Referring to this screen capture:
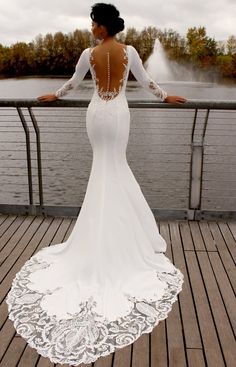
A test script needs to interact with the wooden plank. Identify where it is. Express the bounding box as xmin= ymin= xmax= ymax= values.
xmin=113 ymin=344 xmax=131 ymax=367
xmin=17 ymin=345 xmax=39 ymax=367
xmin=218 ymin=222 xmax=236 ymax=263
xmin=94 ymin=353 xmax=113 ymax=366
xmin=0 ymin=215 xmax=47 ymax=303
xmin=0 ymin=216 xmax=38 ymax=278
xmin=0 ymin=319 xmax=15 ymax=360
xmin=131 ymin=333 xmax=149 ymax=367
xmin=159 ymin=221 xmax=171 ymax=258
xmin=1 ymin=218 xmax=236 ymax=367
xmin=197 ymin=251 xmax=235 ymax=366
xmin=0 ymin=216 xmax=42 ymax=281
xmin=187 ymin=349 xmax=206 ymax=367
xmin=178 ymin=222 xmax=202 ymax=349
xmin=179 ymin=221 xmax=194 ymax=250
xmin=185 ymin=251 xmax=225 ymax=367
xmin=0 ymin=217 xmax=64 ymax=366
xmin=63 ymin=218 xmax=76 ymax=240
xmin=228 ymin=220 xmax=236 ymax=240
xmin=0 ymin=335 xmax=26 ymax=367
xmin=208 ymin=222 xmax=236 ymax=292
xmin=189 ymin=222 xmax=205 ymax=251
xmin=227 ymin=220 xmax=236 ymax=241
xmin=167 ymin=307 xmax=186 ymax=367
xmin=0 ymin=297 xmax=11 ymax=329
xmin=168 ymin=221 xmax=187 ymax=367
xmin=0 ymin=214 xmax=8 ymax=226
xmin=0 ymin=216 xmax=17 ymax=249
xmin=8 ymin=217 xmax=72 ymax=367
xmin=199 ymin=221 xmax=217 ymax=251
xmin=151 ymin=320 xmax=168 ymax=367
xmin=36 ymin=357 xmax=54 ymax=367
xmin=208 ymin=251 xmax=236 ymax=334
